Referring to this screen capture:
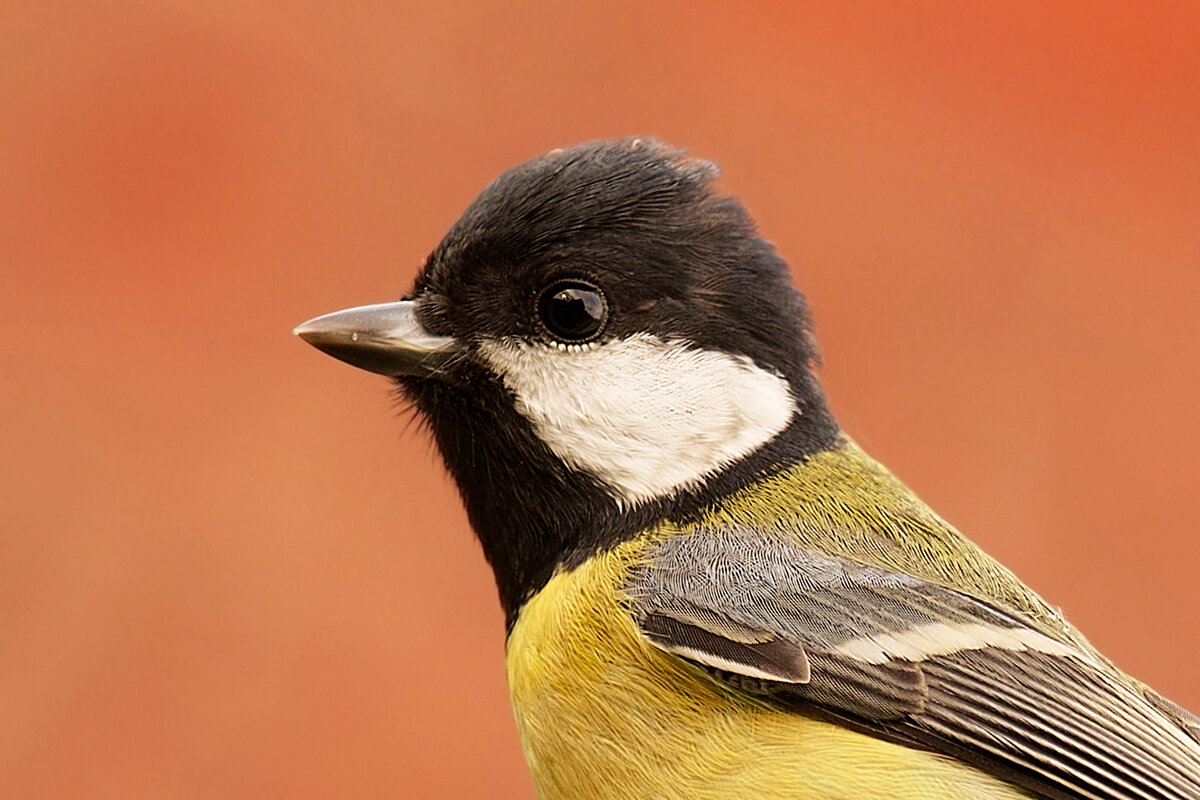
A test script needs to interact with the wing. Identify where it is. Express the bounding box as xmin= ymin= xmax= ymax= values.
xmin=625 ymin=525 xmax=1200 ymax=800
